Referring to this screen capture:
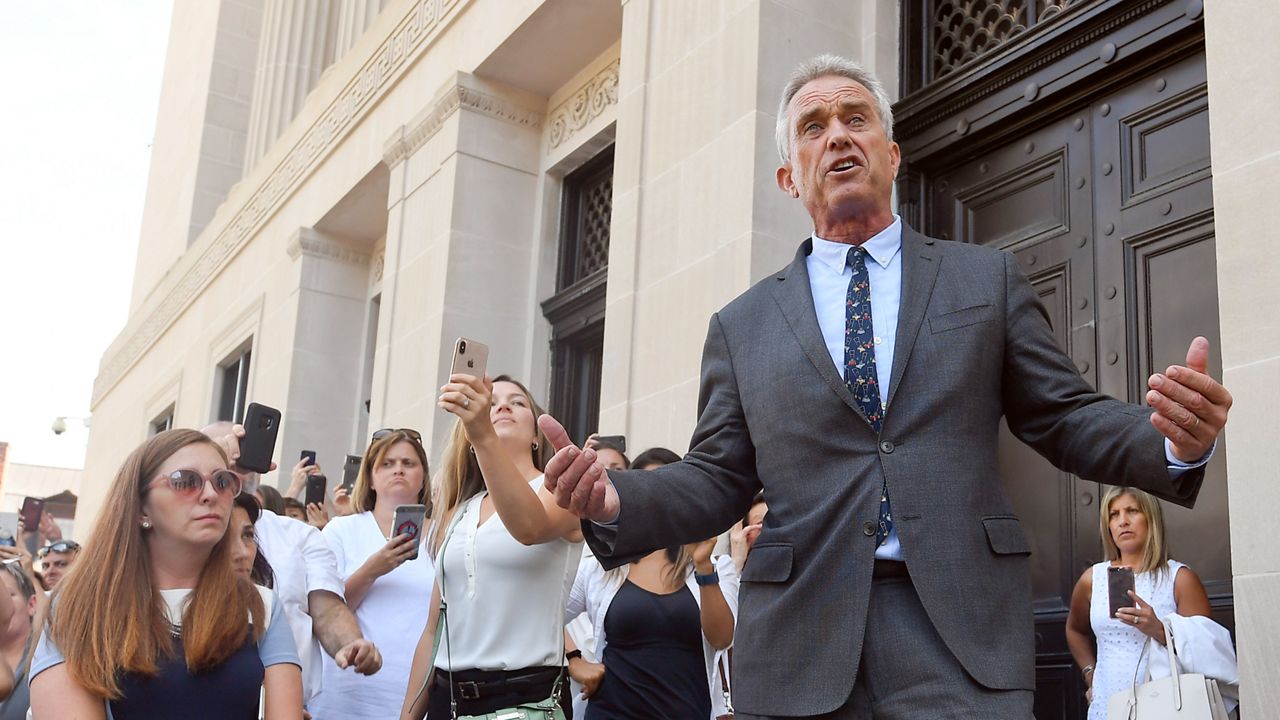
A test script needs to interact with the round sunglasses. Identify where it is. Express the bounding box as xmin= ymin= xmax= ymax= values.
xmin=147 ymin=469 xmax=243 ymax=498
